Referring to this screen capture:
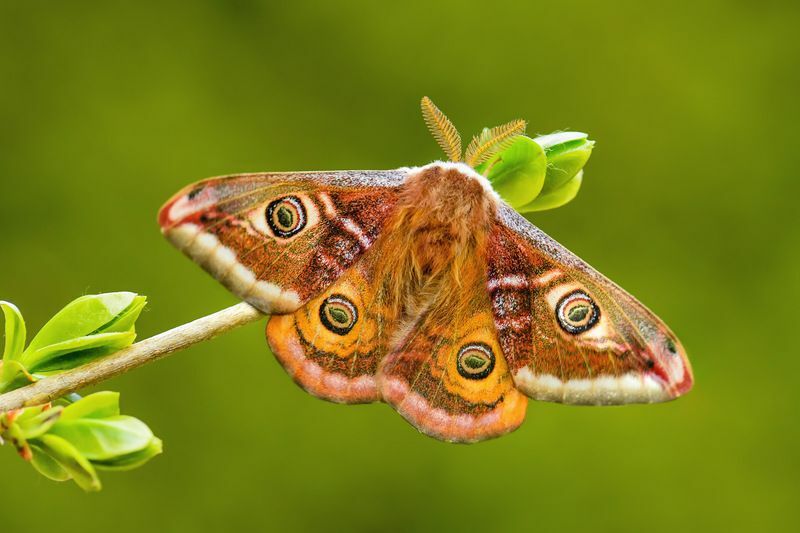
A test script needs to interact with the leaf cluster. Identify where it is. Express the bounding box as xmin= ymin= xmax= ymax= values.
xmin=476 ymin=132 xmax=594 ymax=213
xmin=1 ymin=391 xmax=162 ymax=491
xmin=0 ymin=293 xmax=146 ymax=393
xmin=0 ymin=293 xmax=159 ymax=491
